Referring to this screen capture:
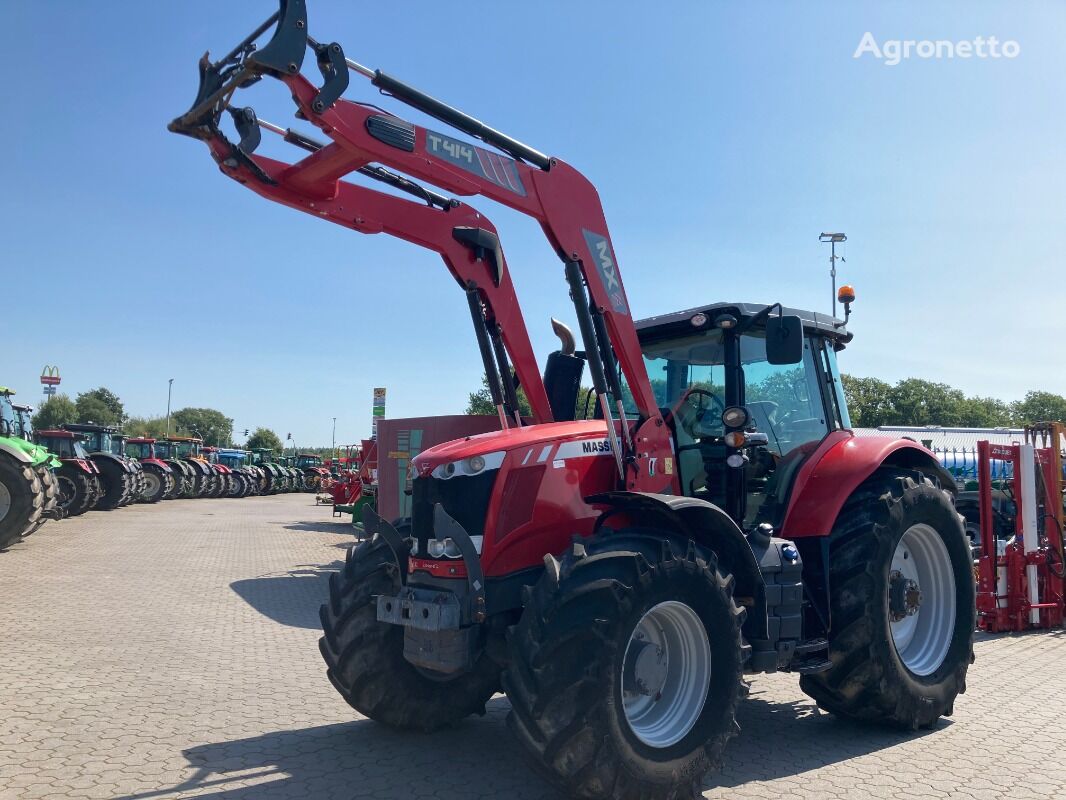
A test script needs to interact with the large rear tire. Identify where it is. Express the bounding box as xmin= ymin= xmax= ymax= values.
xmin=0 ymin=456 xmax=42 ymax=549
xmin=56 ymin=466 xmax=96 ymax=517
xmin=505 ymin=532 xmax=746 ymax=800
xmin=799 ymin=468 xmax=975 ymax=730
xmin=94 ymin=461 xmax=130 ymax=511
xmin=318 ymin=536 xmax=501 ymax=731
xmin=140 ymin=465 xmax=170 ymax=504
